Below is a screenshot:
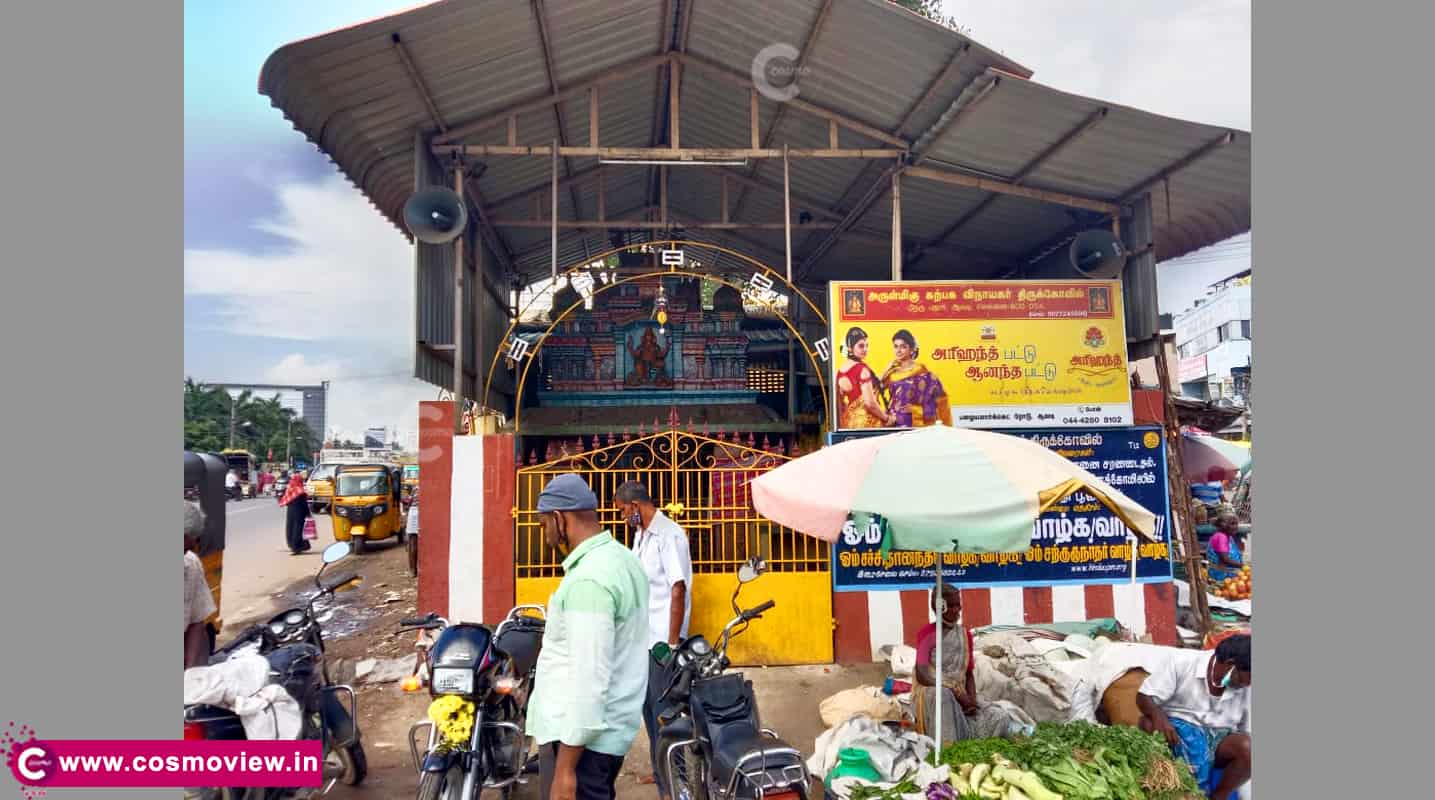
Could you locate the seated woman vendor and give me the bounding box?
[912,585,1031,741]
[1206,512,1247,584]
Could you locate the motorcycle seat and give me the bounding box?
[708,728,805,798]
[495,619,544,676]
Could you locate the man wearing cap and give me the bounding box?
[527,474,650,800]
[614,480,692,796]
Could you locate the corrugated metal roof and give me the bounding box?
[259,0,1249,394]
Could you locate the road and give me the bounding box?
[218,497,330,631]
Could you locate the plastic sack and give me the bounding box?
[819,686,903,728]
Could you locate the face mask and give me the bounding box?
[1219,666,1235,688]
[550,515,571,557]
[628,511,643,530]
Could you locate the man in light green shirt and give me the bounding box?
[527,474,650,800]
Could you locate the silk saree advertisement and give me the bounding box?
[829,280,1134,430]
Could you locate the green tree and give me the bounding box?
[183,379,321,463]
[889,0,970,34]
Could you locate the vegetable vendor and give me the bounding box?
[911,585,1034,742]
[1136,634,1252,800]
[1206,511,1247,584]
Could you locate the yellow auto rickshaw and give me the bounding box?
[401,463,419,509]
[307,463,337,514]
[330,463,406,554]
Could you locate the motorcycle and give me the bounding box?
[183,541,368,799]
[654,557,811,800]
[400,604,546,800]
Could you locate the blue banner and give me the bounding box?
[830,426,1174,591]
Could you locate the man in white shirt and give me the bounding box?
[614,480,692,797]
[225,469,239,500]
[1136,635,1252,800]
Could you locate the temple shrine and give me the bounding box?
[515,268,811,462]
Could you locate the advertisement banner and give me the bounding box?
[830,427,1173,591]
[1178,354,1208,383]
[829,280,1133,430]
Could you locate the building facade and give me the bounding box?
[1174,272,1252,404]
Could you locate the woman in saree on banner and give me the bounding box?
[881,329,952,428]
[912,585,1035,742]
[837,327,889,429]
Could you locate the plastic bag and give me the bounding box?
[888,644,917,677]
[302,518,317,540]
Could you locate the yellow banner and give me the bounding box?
[829,280,1133,430]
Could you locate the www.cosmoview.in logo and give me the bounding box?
[751,43,809,102]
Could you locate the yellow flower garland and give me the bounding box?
[428,695,476,746]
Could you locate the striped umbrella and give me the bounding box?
[1181,430,1252,480]
[751,424,1158,554]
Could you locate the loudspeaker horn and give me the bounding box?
[1029,229,1128,280]
[403,187,469,244]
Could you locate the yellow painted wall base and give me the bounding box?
[515,571,833,666]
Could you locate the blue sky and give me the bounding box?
[183,0,1251,443]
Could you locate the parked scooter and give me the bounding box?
[654,557,811,800]
[183,541,368,799]
[401,605,546,800]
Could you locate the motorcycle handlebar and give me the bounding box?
[744,599,776,619]
[397,613,445,629]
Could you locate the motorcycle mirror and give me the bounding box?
[321,541,352,564]
[737,556,768,584]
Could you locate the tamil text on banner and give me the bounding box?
[831,427,1172,592]
[829,280,1133,430]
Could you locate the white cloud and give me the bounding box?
[186,174,440,447]
[184,176,413,343]
[944,0,1251,130]
[261,351,437,447]
[264,353,342,385]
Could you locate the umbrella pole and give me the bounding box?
[934,560,943,753]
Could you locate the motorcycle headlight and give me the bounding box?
[373,504,387,515]
[431,667,474,696]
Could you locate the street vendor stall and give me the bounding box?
[751,425,1161,782]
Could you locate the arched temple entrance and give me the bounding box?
[489,242,834,665]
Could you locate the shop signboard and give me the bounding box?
[829,280,1133,430]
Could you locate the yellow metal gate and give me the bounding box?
[514,428,832,665]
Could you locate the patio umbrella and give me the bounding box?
[1181,430,1252,480]
[751,425,1157,553]
[750,424,1158,747]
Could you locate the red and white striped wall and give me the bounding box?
[832,582,1179,663]
[418,389,1180,662]
[416,402,516,625]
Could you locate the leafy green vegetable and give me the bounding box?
[1009,721,1202,799]
[932,737,1019,767]
[846,772,920,800]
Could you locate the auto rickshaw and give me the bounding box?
[184,451,227,650]
[400,463,419,510]
[330,463,406,555]
[307,463,337,514]
[220,449,258,498]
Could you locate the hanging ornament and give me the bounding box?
[653,283,670,336]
